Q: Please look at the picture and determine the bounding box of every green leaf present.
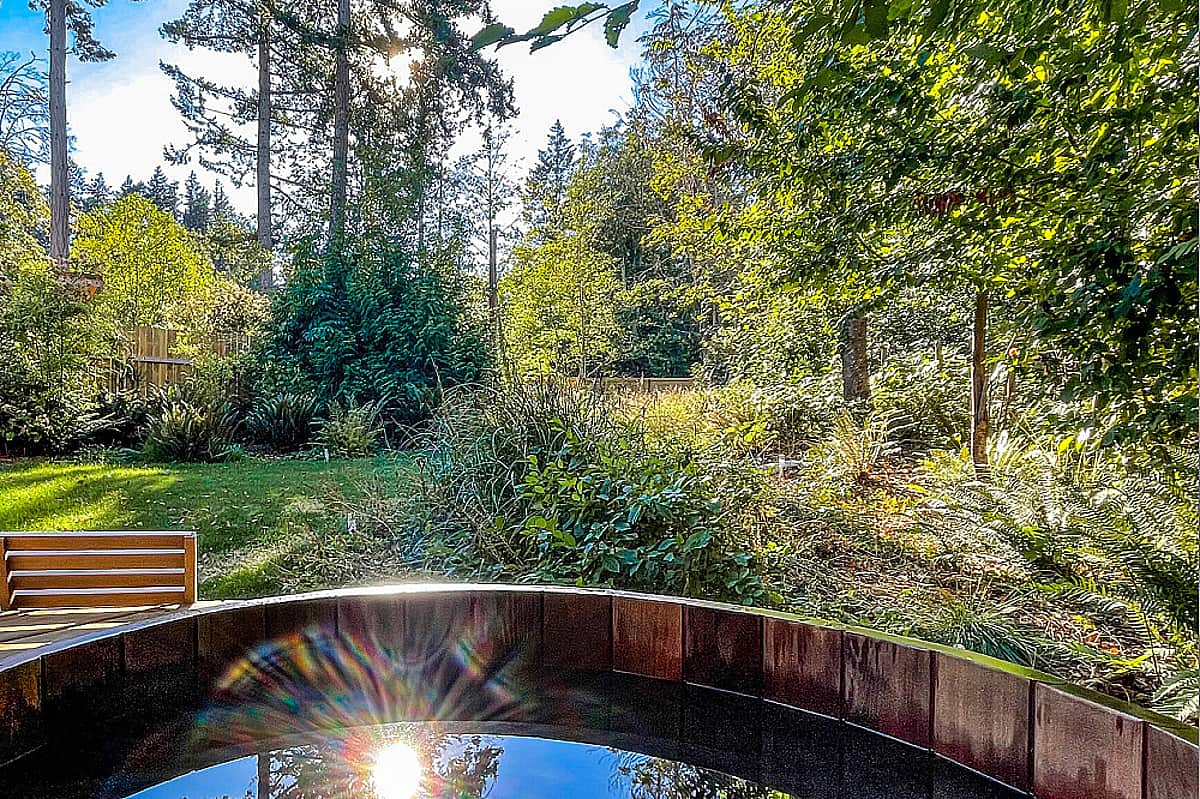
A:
[921,0,950,36]
[604,1,638,48]
[864,0,889,38]
[966,43,1007,63]
[791,14,833,47]
[530,34,566,52]
[470,23,515,50]
[530,4,600,36]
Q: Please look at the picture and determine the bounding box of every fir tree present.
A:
[181,171,212,231]
[82,172,111,211]
[145,166,179,217]
[212,180,234,221]
[523,120,577,234]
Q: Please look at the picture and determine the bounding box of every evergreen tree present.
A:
[212,180,233,221]
[82,172,111,211]
[0,53,49,167]
[145,166,179,217]
[523,120,576,235]
[118,175,136,196]
[182,170,212,231]
[160,0,325,251]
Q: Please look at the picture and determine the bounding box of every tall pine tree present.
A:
[82,172,111,210]
[181,171,211,231]
[522,120,576,236]
[145,166,179,217]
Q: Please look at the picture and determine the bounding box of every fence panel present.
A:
[561,376,696,393]
[105,327,252,394]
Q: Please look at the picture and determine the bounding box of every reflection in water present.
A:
[371,742,422,799]
[610,750,790,799]
[251,728,503,799]
[128,730,780,799]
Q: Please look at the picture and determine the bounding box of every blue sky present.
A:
[0,0,647,213]
[126,735,634,798]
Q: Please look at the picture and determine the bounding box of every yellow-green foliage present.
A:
[0,151,46,269]
[500,235,621,376]
[72,193,218,329]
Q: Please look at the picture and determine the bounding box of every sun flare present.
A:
[371,741,423,799]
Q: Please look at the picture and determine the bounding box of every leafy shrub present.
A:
[142,386,238,462]
[824,410,905,484]
[708,376,843,457]
[923,440,1198,719]
[264,238,486,424]
[316,400,382,458]
[188,352,260,421]
[899,591,1040,666]
[0,260,110,455]
[511,442,740,595]
[408,381,767,603]
[872,353,970,450]
[0,368,102,455]
[85,388,154,449]
[247,392,321,451]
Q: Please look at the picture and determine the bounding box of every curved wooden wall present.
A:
[0,585,1194,798]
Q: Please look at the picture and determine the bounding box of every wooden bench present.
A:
[0,532,197,610]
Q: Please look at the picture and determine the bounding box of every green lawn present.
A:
[0,456,413,598]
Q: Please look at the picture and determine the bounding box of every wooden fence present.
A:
[105,326,252,393]
[565,376,696,393]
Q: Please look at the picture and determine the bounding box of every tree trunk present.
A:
[488,224,499,347]
[578,283,587,379]
[327,0,350,245]
[48,0,69,268]
[257,752,270,796]
[255,14,274,286]
[970,289,990,476]
[840,315,870,403]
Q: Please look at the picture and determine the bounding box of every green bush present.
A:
[188,352,260,420]
[409,381,766,603]
[247,392,321,452]
[923,440,1199,720]
[823,410,904,485]
[0,368,102,455]
[708,376,843,457]
[872,353,970,450]
[0,261,110,455]
[315,400,382,458]
[86,388,155,449]
[142,386,238,462]
[263,238,486,424]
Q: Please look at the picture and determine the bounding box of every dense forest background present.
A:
[0,0,1196,721]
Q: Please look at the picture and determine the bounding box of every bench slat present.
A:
[4,535,185,551]
[10,569,185,591]
[7,552,184,571]
[12,589,186,609]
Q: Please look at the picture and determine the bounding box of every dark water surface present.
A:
[0,622,1024,798]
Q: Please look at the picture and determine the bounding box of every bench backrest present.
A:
[0,531,197,610]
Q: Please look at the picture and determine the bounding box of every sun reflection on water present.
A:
[371,741,423,799]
